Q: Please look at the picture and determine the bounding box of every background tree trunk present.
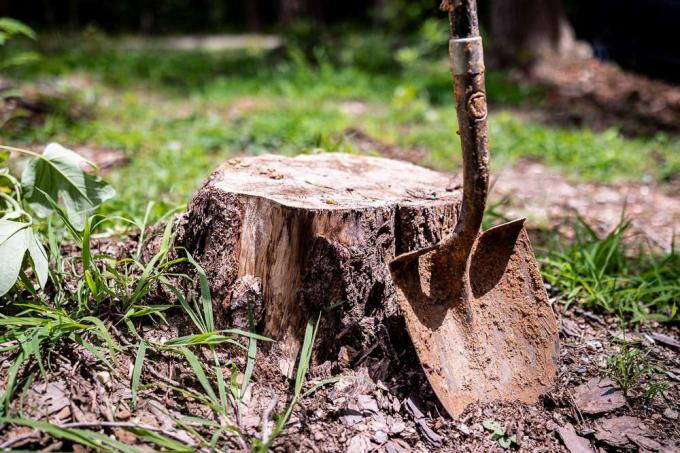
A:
[278,0,304,25]
[67,0,79,31]
[245,0,261,31]
[490,0,577,67]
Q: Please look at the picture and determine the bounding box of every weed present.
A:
[0,18,39,71]
[541,218,679,323]
[482,420,517,449]
[607,340,669,401]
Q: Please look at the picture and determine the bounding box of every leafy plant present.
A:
[0,17,39,70]
[21,143,116,229]
[482,419,517,449]
[0,143,115,296]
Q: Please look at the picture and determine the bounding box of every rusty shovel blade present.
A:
[389,219,559,418]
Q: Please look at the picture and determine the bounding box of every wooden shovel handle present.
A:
[443,0,489,254]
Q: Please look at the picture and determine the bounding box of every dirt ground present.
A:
[528,56,680,136]
[1,293,678,452]
[491,159,679,252]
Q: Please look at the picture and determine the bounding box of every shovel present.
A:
[389,0,559,418]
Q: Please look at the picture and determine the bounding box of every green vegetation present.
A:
[608,340,669,401]
[541,219,679,323]
[482,420,517,449]
[2,32,678,223]
[1,28,679,449]
[0,17,39,71]
[0,144,334,450]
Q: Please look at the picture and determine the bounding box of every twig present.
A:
[0,431,39,449]
[260,395,279,446]
[147,364,182,387]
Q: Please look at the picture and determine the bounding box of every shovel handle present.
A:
[444,0,489,253]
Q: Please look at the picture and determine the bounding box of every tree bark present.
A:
[175,153,462,376]
[278,0,304,25]
[490,0,577,67]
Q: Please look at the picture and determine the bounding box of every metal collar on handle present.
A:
[449,37,485,76]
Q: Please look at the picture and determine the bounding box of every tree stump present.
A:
[176,153,462,375]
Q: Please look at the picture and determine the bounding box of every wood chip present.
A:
[651,332,680,350]
[595,416,651,449]
[573,377,626,414]
[560,318,581,337]
[628,434,664,451]
[347,434,373,453]
[557,423,595,453]
[404,398,442,446]
[357,395,379,414]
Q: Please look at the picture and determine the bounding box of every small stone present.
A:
[457,423,471,435]
[390,422,406,435]
[357,395,379,414]
[373,430,389,444]
[663,408,679,420]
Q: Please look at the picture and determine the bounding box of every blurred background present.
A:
[0,0,678,246]
[2,0,679,81]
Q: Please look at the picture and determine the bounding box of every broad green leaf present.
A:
[0,219,47,296]
[0,51,40,70]
[0,220,27,295]
[482,419,505,436]
[498,435,516,449]
[26,227,48,288]
[21,143,116,230]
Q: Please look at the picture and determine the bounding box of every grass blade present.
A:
[131,341,147,409]
[179,346,218,403]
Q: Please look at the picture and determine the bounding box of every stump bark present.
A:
[176,153,462,375]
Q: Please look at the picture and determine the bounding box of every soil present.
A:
[525,56,680,136]
[490,159,680,252]
[2,56,679,449]
[0,296,677,452]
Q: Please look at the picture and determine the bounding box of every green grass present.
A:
[2,34,678,223]
[608,339,669,401]
[541,219,679,323]
[0,143,338,449]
